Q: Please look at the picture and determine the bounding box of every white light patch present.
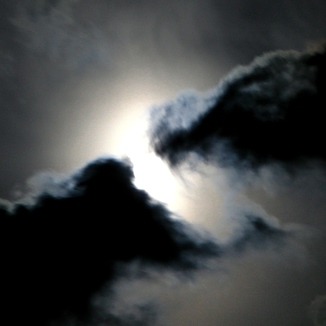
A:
[60,75,206,218]
[117,114,182,208]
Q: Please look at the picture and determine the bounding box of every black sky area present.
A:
[1,1,326,325]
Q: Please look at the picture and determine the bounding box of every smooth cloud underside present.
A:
[0,157,291,325]
[149,45,326,170]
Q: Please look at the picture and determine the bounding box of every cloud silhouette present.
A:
[149,44,326,171]
[0,157,218,325]
[147,44,326,325]
[0,155,293,325]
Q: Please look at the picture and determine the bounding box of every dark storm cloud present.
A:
[0,156,293,325]
[149,45,326,170]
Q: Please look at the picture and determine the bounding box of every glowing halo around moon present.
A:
[81,78,187,210]
[66,78,197,218]
[52,73,222,225]
[116,112,183,208]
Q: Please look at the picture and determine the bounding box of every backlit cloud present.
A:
[149,45,326,170]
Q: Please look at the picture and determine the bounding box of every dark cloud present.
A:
[149,45,326,171]
[230,214,287,252]
[309,295,326,326]
[147,43,326,324]
[0,156,293,325]
[0,157,218,325]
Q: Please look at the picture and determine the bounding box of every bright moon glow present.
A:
[117,113,182,207]
[70,78,193,215]
[58,78,224,224]
[87,79,188,210]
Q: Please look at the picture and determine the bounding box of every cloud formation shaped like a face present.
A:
[149,45,326,170]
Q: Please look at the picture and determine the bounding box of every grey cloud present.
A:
[12,0,110,70]
[107,226,324,326]
[309,295,326,326]
[147,43,326,325]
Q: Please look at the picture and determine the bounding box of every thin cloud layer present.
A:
[12,0,110,70]
[149,45,326,170]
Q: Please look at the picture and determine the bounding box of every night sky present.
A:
[1,1,326,325]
